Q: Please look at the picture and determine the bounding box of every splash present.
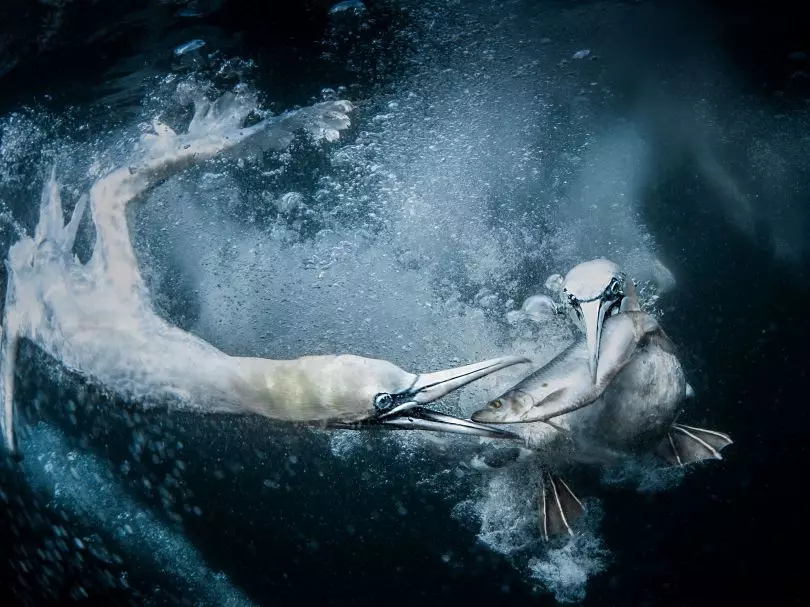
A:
[0,83,356,452]
[453,457,609,603]
[527,523,610,604]
[0,1,711,599]
[0,64,633,605]
[600,455,687,494]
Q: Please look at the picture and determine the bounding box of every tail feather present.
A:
[540,469,585,541]
[33,168,87,255]
[62,193,88,252]
[655,423,733,466]
[34,167,64,245]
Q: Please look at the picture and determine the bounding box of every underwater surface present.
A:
[0,0,807,605]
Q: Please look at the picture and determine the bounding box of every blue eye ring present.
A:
[374,393,394,411]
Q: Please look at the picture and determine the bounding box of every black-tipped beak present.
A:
[406,355,531,404]
[577,299,609,384]
[377,406,521,439]
[329,355,529,439]
[372,355,529,439]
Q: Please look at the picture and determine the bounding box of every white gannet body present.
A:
[0,92,526,457]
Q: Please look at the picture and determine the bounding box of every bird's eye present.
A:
[608,278,622,297]
[374,393,394,411]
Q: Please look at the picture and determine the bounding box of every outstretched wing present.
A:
[88,93,354,302]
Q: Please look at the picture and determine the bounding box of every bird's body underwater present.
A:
[0,91,525,457]
[471,260,732,540]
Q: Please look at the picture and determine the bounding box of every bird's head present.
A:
[560,258,628,383]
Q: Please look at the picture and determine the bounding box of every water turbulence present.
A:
[1,86,356,451]
[0,1,731,602]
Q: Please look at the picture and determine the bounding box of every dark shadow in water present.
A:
[0,0,414,122]
[2,341,544,606]
[585,131,809,607]
[1,1,808,605]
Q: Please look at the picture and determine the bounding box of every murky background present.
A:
[0,0,807,605]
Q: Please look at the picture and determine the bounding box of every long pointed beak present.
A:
[378,407,521,439]
[330,355,529,439]
[408,355,531,404]
[578,299,608,384]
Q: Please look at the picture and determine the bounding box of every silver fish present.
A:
[472,308,732,540]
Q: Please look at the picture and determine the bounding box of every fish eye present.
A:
[490,399,502,409]
[374,393,394,410]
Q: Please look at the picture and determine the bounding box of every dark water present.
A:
[0,0,808,605]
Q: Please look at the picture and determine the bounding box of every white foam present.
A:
[453,456,610,603]
[528,523,610,604]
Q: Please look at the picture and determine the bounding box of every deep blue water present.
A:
[0,1,808,605]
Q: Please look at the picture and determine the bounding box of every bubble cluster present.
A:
[0,0,750,602]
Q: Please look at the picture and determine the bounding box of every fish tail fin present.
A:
[654,423,733,466]
[539,469,585,541]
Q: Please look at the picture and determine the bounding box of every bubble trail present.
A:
[20,422,255,607]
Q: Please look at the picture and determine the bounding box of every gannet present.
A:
[471,260,732,540]
[0,91,525,457]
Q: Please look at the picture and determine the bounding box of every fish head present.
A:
[471,379,570,424]
[471,388,535,423]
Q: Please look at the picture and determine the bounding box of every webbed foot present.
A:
[540,468,585,541]
[654,423,733,466]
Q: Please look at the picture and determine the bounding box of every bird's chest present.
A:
[572,344,686,455]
